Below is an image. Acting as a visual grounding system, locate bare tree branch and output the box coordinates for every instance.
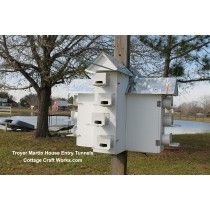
[0,84,33,90]
[171,41,210,61]
[178,77,210,83]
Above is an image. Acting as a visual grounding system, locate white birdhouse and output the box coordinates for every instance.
[69,52,178,154]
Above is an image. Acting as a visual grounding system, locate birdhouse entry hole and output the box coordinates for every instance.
[99,143,107,148]
[101,101,109,105]
[94,120,102,125]
[95,81,103,84]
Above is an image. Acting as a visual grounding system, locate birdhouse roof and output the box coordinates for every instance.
[129,77,178,95]
[86,52,133,77]
[69,77,178,96]
[53,100,70,107]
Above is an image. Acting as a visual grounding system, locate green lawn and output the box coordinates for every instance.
[0,131,210,175]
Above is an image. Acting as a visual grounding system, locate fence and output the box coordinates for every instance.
[0,106,12,117]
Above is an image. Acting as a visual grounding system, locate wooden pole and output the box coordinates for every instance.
[114,35,130,67]
[111,35,130,175]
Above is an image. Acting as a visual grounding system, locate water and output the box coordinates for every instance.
[165,120,210,134]
[1,116,210,134]
[0,116,70,129]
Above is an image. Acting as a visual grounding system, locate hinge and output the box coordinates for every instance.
[157,101,162,107]
[156,140,161,146]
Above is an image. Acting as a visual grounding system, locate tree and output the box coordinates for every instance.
[177,101,203,116]
[0,74,3,89]
[68,96,73,104]
[200,96,210,116]
[0,91,13,100]
[134,35,210,79]
[20,94,38,107]
[188,101,203,116]
[130,36,162,77]
[0,35,112,137]
[53,97,66,101]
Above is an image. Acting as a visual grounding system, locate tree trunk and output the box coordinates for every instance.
[163,55,170,77]
[35,86,51,138]
[163,35,173,77]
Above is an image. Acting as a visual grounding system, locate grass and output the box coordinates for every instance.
[0,131,210,175]
[11,108,33,116]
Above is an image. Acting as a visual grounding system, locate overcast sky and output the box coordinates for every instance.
[8,80,210,106]
[174,82,210,106]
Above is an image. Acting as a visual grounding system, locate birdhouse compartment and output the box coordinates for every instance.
[93,72,109,86]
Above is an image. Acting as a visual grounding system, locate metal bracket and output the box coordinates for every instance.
[169,142,180,147]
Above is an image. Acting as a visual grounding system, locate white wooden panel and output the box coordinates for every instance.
[126,95,162,153]
[93,72,108,86]
[93,73,118,154]
[115,73,129,154]
[93,72,129,154]
[77,94,94,148]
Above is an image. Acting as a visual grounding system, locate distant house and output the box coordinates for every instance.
[0,98,18,107]
[51,99,70,111]
[0,98,9,106]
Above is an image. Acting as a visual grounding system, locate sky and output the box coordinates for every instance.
[8,80,210,107]
[9,84,71,101]
[174,82,210,106]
